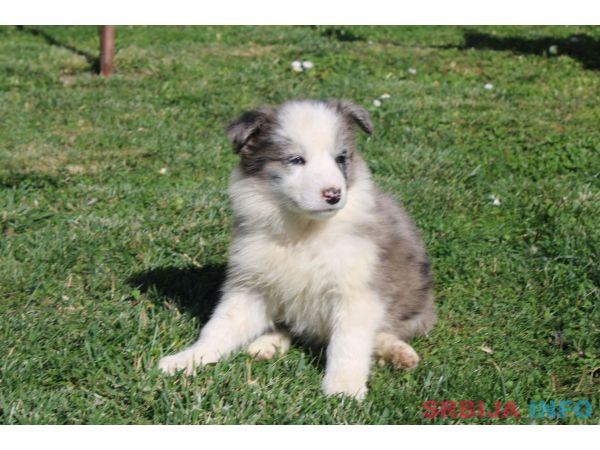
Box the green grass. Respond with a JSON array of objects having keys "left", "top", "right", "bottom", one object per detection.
[{"left": 1, "top": 25, "right": 599, "bottom": 424}]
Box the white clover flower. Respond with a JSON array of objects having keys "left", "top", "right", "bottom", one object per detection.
[
  {"left": 380, "top": 93, "right": 391, "bottom": 100},
  {"left": 489, "top": 194, "right": 501, "bottom": 206},
  {"left": 408, "top": 67, "right": 417, "bottom": 75},
  {"left": 301, "top": 60, "right": 314, "bottom": 70},
  {"left": 291, "top": 61, "right": 303, "bottom": 72},
  {"left": 548, "top": 45, "right": 558, "bottom": 55},
  {"left": 373, "top": 99, "right": 382, "bottom": 107},
  {"left": 484, "top": 83, "right": 494, "bottom": 90},
  {"left": 159, "top": 167, "right": 168, "bottom": 175}
]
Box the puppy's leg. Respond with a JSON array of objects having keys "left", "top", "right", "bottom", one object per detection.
[
  {"left": 322, "top": 293, "right": 384, "bottom": 401},
  {"left": 247, "top": 330, "right": 291, "bottom": 361},
  {"left": 159, "top": 289, "right": 271, "bottom": 375},
  {"left": 374, "top": 332, "right": 420, "bottom": 369}
]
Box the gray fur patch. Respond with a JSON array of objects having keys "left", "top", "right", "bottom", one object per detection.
[{"left": 370, "top": 192, "right": 436, "bottom": 340}]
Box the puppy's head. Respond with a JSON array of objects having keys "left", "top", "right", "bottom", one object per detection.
[{"left": 226, "top": 100, "right": 372, "bottom": 220}]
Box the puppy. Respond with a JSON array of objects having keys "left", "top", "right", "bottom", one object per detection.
[{"left": 158, "top": 99, "right": 435, "bottom": 400}]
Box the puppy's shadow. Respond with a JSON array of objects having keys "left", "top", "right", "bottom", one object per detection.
[
  {"left": 128, "top": 263, "right": 226, "bottom": 324},
  {"left": 128, "top": 263, "right": 327, "bottom": 369}
]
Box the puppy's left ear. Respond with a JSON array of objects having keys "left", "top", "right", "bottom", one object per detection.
[
  {"left": 226, "top": 107, "right": 274, "bottom": 154},
  {"left": 333, "top": 100, "right": 373, "bottom": 135}
]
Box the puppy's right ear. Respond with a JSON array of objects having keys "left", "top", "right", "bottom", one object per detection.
[
  {"left": 226, "top": 108, "right": 274, "bottom": 154},
  {"left": 332, "top": 100, "right": 373, "bottom": 135}
]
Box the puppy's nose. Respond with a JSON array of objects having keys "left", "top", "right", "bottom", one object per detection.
[{"left": 322, "top": 187, "right": 341, "bottom": 205}]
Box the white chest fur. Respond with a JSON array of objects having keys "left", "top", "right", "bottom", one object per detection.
[{"left": 228, "top": 223, "right": 379, "bottom": 341}]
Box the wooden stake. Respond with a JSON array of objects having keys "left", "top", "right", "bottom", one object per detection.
[{"left": 100, "top": 26, "right": 115, "bottom": 77}]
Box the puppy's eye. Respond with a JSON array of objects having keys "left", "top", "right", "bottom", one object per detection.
[
  {"left": 288, "top": 156, "right": 306, "bottom": 165},
  {"left": 335, "top": 154, "right": 347, "bottom": 164}
]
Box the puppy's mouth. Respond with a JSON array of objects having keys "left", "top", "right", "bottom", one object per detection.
[
  {"left": 304, "top": 207, "right": 340, "bottom": 219},
  {"left": 284, "top": 197, "right": 345, "bottom": 219},
  {"left": 310, "top": 208, "right": 340, "bottom": 214}
]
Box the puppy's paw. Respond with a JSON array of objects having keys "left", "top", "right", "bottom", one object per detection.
[
  {"left": 376, "top": 338, "right": 420, "bottom": 370},
  {"left": 322, "top": 372, "right": 367, "bottom": 401},
  {"left": 247, "top": 331, "right": 291, "bottom": 361},
  {"left": 158, "top": 348, "right": 218, "bottom": 375}
]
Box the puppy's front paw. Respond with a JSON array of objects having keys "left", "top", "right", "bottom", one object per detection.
[
  {"left": 322, "top": 372, "right": 367, "bottom": 401},
  {"left": 158, "top": 348, "right": 218, "bottom": 375}
]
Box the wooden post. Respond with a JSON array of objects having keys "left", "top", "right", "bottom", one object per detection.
[{"left": 100, "top": 26, "right": 115, "bottom": 77}]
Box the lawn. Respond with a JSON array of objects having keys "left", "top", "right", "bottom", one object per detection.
[{"left": 0, "top": 25, "right": 599, "bottom": 424}]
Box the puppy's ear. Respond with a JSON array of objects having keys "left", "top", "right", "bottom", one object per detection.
[
  {"left": 226, "top": 107, "right": 274, "bottom": 153},
  {"left": 333, "top": 100, "right": 373, "bottom": 135}
]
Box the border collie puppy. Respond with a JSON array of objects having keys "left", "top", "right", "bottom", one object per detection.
[{"left": 159, "top": 99, "right": 435, "bottom": 400}]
